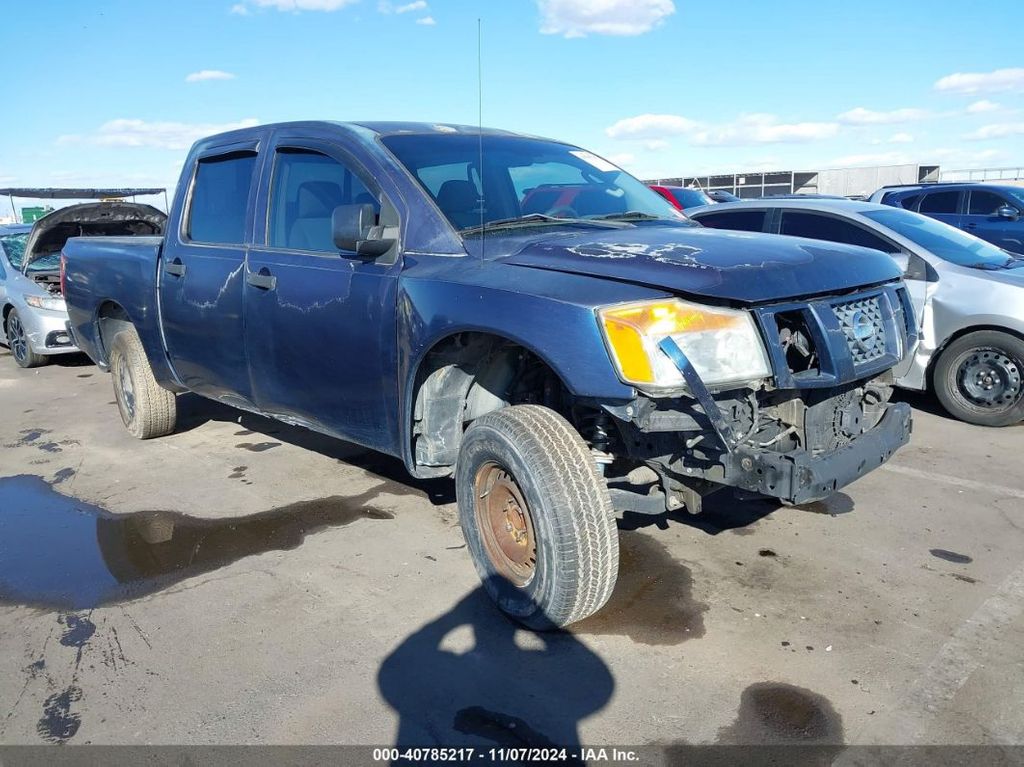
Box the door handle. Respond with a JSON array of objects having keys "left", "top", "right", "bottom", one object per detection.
[
  {"left": 165, "top": 258, "right": 187, "bottom": 277},
  {"left": 964, "top": 222, "right": 977, "bottom": 229},
  {"left": 247, "top": 267, "right": 277, "bottom": 291}
]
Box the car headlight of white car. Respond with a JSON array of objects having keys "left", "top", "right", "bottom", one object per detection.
[
  {"left": 598, "top": 298, "right": 772, "bottom": 391},
  {"left": 24, "top": 294, "right": 66, "bottom": 312}
]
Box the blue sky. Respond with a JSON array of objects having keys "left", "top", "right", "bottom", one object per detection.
[{"left": 1, "top": 0, "right": 1022, "bottom": 217}]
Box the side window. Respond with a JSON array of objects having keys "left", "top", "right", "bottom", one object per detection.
[
  {"left": 897, "top": 194, "right": 920, "bottom": 210},
  {"left": 919, "top": 191, "right": 959, "bottom": 215},
  {"left": 187, "top": 151, "right": 257, "bottom": 244},
  {"left": 268, "top": 149, "right": 380, "bottom": 253},
  {"left": 695, "top": 210, "right": 766, "bottom": 232},
  {"left": 968, "top": 190, "right": 1006, "bottom": 216},
  {"left": 780, "top": 212, "right": 897, "bottom": 253}
]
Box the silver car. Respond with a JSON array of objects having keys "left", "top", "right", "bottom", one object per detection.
[
  {"left": 688, "top": 199, "right": 1024, "bottom": 426},
  {"left": 0, "top": 223, "right": 77, "bottom": 367}
]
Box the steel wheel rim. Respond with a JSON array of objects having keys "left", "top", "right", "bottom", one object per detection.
[
  {"left": 8, "top": 315, "right": 27, "bottom": 363},
  {"left": 474, "top": 461, "right": 537, "bottom": 587},
  {"left": 957, "top": 347, "right": 1022, "bottom": 411},
  {"left": 117, "top": 359, "right": 136, "bottom": 420}
]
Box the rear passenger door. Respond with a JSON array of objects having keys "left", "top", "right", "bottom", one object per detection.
[
  {"left": 159, "top": 146, "right": 257, "bottom": 401},
  {"left": 962, "top": 189, "right": 1024, "bottom": 253},
  {"left": 243, "top": 133, "right": 401, "bottom": 452},
  {"left": 916, "top": 189, "right": 962, "bottom": 230}
]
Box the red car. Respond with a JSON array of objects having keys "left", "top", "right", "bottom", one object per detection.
[{"left": 649, "top": 184, "right": 714, "bottom": 211}]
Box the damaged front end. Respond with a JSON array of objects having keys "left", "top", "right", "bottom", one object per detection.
[{"left": 595, "top": 283, "right": 917, "bottom": 513}]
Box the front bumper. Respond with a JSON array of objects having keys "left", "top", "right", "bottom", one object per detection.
[
  {"left": 722, "top": 402, "right": 912, "bottom": 504},
  {"left": 18, "top": 304, "right": 79, "bottom": 356}
]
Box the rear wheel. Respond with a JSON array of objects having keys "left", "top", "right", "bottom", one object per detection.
[
  {"left": 6, "top": 309, "right": 48, "bottom": 368},
  {"left": 455, "top": 405, "right": 619, "bottom": 629},
  {"left": 933, "top": 330, "right": 1024, "bottom": 427},
  {"left": 109, "top": 326, "right": 177, "bottom": 439}
]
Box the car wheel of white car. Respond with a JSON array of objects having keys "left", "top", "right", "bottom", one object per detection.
[
  {"left": 455, "top": 404, "right": 619, "bottom": 630},
  {"left": 109, "top": 326, "right": 177, "bottom": 439},
  {"left": 934, "top": 330, "right": 1024, "bottom": 427},
  {"left": 5, "top": 309, "right": 48, "bottom": 369}
]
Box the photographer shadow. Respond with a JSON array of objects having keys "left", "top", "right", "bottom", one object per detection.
[{"left": 377, "top": 579, "right": 614, "bottom": 764}]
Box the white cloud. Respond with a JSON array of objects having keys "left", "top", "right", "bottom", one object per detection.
[
  {"left": 966, "top": 99, "right": 1001, "bottom": 114},
  {"left": 644, "top": 139, "right": 670, "bottom": 151},
  {"left": 692, "top": 114, "right": 839, "bottom": 146},
  {"left": 887, "top": 132, "right": 914, "bottom": 143},
  {"left": 934, "top": 67, "right": 1024, "bottom": 94},
  {"left": 964, "top": 122, "right": 1024, "bottom": 140},
  {"left": 837, "top": 107, "right": 929, "bottom": 125},
  {"left": 537, "top": 0, "right": 674, "bottom": 38},
  {"left": 606, "top": 113, "right": 697, "bottom": 140},
  {"left": 396, "top": 0, "right": 426, "bottom": 11},
  {"left": 415, "top": 15, "right": 435, "bottom": 25},
  {"left": 57, "top": 117, "right": 261, "bottom": 151},
  {"left": 233, "top": 0, "right": 359, "bottom": 12},
  {"left": 185, "top": 69, "right": 236, "bottom": 83}
]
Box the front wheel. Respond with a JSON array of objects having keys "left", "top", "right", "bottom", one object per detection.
[
  {"left": 933, "top": 330, "right": 1024, "bottom": 427},
  {"left": 6, "top": 309, "right": 48, "bottom": 368},
  {"left": 455, "top": 405, "right": 619, "bottom": 629},
  {"left": 109, "top": 326, "right": 177, "bottom": 439}
]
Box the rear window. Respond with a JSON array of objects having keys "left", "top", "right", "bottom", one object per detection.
[
  {"left": 669, "top": 188, "right": 712, "bottom": 209},
  {"left": 187, "top": 151, "right": 257, "bottom": 244},
  {"left": 694, "top": 210, "right": 766, "bottom": 232},
  {"left": 919, "top": 190, "right": 959, "bottom": 215},
  {"left": 780, "top": 211, "right": 898, "bottom": 253}
]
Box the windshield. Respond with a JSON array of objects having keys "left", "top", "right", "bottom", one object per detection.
[
  {"left": 0, "top": 232, "right": 28, "bottom": 269},
  {"left": 670, "top": 188, "right": 713, "bottom": 209},
  {"left": 382, "top": 134, "right": 685, "bottom": 232},
  {"left": 862, "top": 208, "right": 1015, "bottom": 268}
]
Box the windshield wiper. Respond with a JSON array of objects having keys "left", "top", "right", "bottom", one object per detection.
[
  {"left": 593, "top": 211, "right": 667, "bottom": 222},
  {"left": 460, "top": 213, "right": 625, "bottom": 236}
]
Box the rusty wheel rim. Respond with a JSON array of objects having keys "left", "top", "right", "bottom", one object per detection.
[{"left": 474, "top": 461, "right": 537, "bottom": 587}]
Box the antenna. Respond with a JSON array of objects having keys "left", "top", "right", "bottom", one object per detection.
[{"left": 477, "top": 16, "right": 484, "bottom": 262}]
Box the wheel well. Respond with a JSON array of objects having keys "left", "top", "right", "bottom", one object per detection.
[
  {"left": 96, "top": 302, "right": 132, "bottom": 365},
  {"left": 409, "top": 332, "right": 574, "bottom": 477},
  {"left": 927, "top": 324, "right": 1024, "bottom": 386},
  {"left": 2, "top": 303, "right": 12, "bottom": 325}
]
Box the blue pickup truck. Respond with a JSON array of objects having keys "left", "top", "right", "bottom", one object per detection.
[{"left": 62, "top": 121, "right": 916, "bottom": 627}]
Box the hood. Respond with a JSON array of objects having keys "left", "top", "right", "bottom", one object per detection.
[
  {"left": 23, "top": 202, "right": 166, "bottom": 271},
  {"left": 499, "top": 226, "right": 903, "bottom": 304}
]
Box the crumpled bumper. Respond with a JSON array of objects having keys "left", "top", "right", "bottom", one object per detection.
[{"left": 721, "top": 402, "right": 912, "bottom": 504}]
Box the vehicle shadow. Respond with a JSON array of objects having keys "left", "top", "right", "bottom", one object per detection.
[
  {"left": 618, "top": 491, "right": 778, "bottom": 535},
  {"left": 377, "top": 579, "right": 613, "bottom": 763},
  {"left": 891, "top": 388, "right": 948, "bottom": 420},
  {"left": 173, "top": 392, "right": 455, "bottom": 505}
]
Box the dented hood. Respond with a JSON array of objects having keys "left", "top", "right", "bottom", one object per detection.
[
  {"left": 499, "top": 226, "right": 902, "bottom": 304},
  {"left": 23, "top": 202, "right": 166, "bottom": 271}
]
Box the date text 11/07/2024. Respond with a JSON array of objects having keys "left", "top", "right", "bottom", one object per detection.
[{"left": 371, "top": 747, "right": 640, "bottom": 762}]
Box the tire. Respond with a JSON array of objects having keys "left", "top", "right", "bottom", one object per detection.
[
  {"left": 5, "top": 309, "right": 49, "bottom": 368},
  {"left": 109, "top": 326, "right": 177, "bottom": 439},
  {"left": 455, "top": 404, "right": 619, "bottom": 629},
  {"left": 933, "top": 330, "right": 1024, "bottom": 427}
]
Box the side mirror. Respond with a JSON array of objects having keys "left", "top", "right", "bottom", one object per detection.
[
  {"left": 332, "top": 203, "right": 395, "bottom": 257},
  {"left": 997, "top": 205, "right": 1019, "bottom": 220}
]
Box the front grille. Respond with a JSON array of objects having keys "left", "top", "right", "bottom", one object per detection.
[{"left": 833, "top": 296, "right": 885, "bottom": 365}]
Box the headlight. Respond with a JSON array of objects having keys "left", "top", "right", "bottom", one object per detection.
[
  {"left": 598, "top": 298, "right": 772, "bottom": 390},
  {"left": 24, "top": 294, "right": 65, "bottom": 312}
]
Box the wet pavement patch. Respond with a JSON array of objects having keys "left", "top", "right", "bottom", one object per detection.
[
  {"left": 930, "top": 548, "right": 972, "bottom": 564},
  {"left": 716, "top": 682, "right": 844, "bottom": 745},
  {"left": 0, "top": 474, "right": 393, "bottom": 611},
  {"left": 76, "top": 374, "right": 92, "bottom": 379},
  {"left": 236, "top": 441, "right": 282, "bottom": 452},
  {"left": 37, "top": 686, "right": 83, "bottom": 743},
  {"left": 4, "top": 428, "right": 49, "bottom": 448},
  {"left": 52, "top": 467, "right": 76, "bottom": 485},
  {"left": 59, "top": 614, "right": 97, "bottom": 648},
  {"left": 572, "top": 532, "right": 708, "bottom": 645},
  {"left": 758, "top": 549, "right": 778, "bottom": 558}
]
